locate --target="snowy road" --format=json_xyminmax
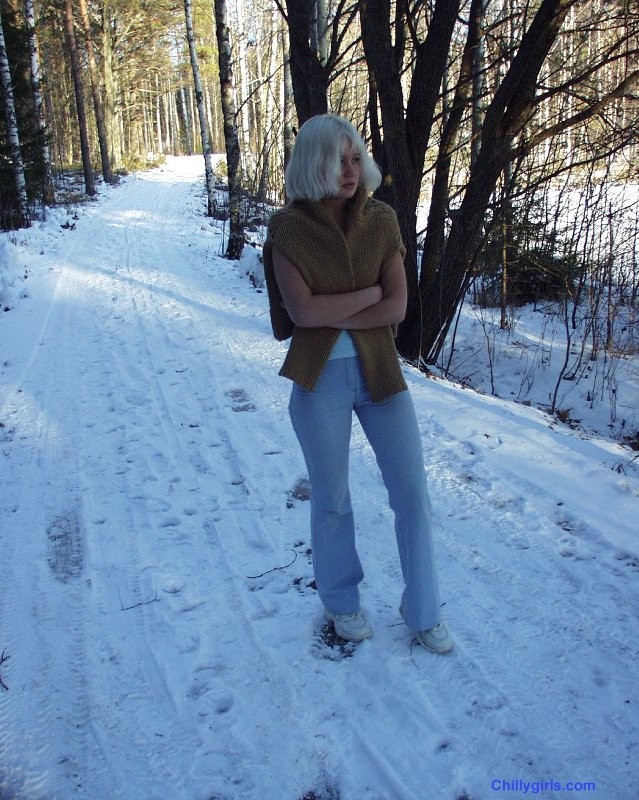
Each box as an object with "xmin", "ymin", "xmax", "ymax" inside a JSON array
[{"xmin": 0, "ymin": 158, "xmax": 637, "ymax": 800}]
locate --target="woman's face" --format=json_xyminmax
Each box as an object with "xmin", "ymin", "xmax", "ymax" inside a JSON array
[{"xmin": 336, "ymin": 141, "xmax": 362, "ymax": 200}]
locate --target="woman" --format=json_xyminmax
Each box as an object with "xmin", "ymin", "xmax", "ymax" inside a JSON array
[{"xmin": 263, "ymin": 114, "xmax": 453, "ymax": 654}]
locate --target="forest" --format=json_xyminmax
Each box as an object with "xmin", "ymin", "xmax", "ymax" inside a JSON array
[{"xmin": 1, "ymin": 0, "xmax": 638, "ymax": 380}]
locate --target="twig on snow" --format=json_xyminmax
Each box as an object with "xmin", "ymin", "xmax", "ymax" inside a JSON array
[
  {"xmin": 246, "ymin": 550, "xmax": 298, "ymax": 579},
  {"xmin": 118, "ymin": 587, "xmax": 160, "ymax": 611},
  {"xmin": 0, "ymin": 649, "xmax": 9, "ymax": 691}
]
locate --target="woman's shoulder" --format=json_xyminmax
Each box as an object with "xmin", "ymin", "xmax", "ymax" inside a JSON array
[
  {"xmin": 358, "ymin": 197, "xmax": 401, "ymax": 233},
  {"xmin": 361, "ymin": 196, "xmax": 399, "ymax": 221},
  {"xmin": 268, "ymin": 201, "xmax": 316, "ymax": 234},
  {"xmin": 358, "ymin": 197, "xmax": 405, "ymax": 256}
]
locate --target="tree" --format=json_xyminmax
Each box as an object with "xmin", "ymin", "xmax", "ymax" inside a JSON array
[
  {"xmin": 0, "ymin": 3, "xmax": 29, "ymax": 227},
  {"xmin": 418, "ymin": 0, "xmax": 577, "ymax": 362},
  {"xmin": 25, "ymin": 0, "xmax": 54, "ymax": 205},
  {"xmin": 282, "ymin": 0, "xmax": 328, "ymax": 123},
  {"xmin": 63, "ymin": 0, "xmax": 95, "ymax": 195},
  {"xmin": 77, "ymin": 0, "xmax": 113, "ymax": 183},
  {"xmin": 184, "ymin": 0, "xmax": 216, "ymax": 216},
  {"xmin": 359, "ymin": 0, "xmax": 639, "ymax": 364},
  {"xmin": 278, "ymin": 0, "xmax": 359, "ymax": 125},
  {"xmin": 361, "ymin": 0, "xmax": 460, "ymax": 360},
  {"xmin": 214, "ymin": 0, "xmax": 244, "ymax": 259}
]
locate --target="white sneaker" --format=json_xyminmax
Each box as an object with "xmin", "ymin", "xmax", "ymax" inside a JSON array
[
  {"xmin": 415, "ymin": 623, "xmax": 454, "ymax": 654},
  {"xmin": 400, "ymin": 606, "xmax": 454, "ymax": 654},
  {"xmin": 325, "ymin": 610, "xmax": 373, "ymax": 642}
]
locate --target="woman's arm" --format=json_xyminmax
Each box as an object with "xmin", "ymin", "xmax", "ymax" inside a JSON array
[
  {"xmin": 271, "ymin": 246, "xmax": 382, "ymax": 328},
  {"xmin": 332, "ymin": 251, "xmax": 407, "ymax": 330}
]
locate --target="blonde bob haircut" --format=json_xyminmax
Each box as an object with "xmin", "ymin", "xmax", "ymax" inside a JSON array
[{"xmin": 285, "ymin": 113, "xmax": 382, "ymax": 202}]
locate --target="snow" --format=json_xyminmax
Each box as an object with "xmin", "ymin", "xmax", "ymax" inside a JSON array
[{"xmin": 0, "ymin": 156, "xmax": 637, "ymax": 800}]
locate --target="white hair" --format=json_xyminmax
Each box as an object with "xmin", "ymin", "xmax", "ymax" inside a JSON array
[{"xmin": 285, "ymin": 114, "xmax": 382, "ymax": 202}]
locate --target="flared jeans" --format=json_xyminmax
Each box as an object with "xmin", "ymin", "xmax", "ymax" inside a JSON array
[{"xmin": 288, "ymin": 356, "xmax": 442, "ymax": 632}]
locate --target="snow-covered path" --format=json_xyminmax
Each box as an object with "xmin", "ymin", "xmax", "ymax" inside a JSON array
[{"xmin": 0, "ymin": 158, "xmax": 637, "ymax": 800}]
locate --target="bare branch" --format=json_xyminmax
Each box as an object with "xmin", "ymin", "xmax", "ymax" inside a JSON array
[
  {"xmin": 247, "ymin": 550, "xmax": 298, "ymax": 579},
  {"xmin": 118, "ymin": 588, "xmax": 160, "ymax": 611},
  {"xmin": 525, "ymin": 70, "xmax": 639, "ymax": 152},
  {"xmin": 0, "ymin": 649, "xmax": 9, "ymax": 691}
]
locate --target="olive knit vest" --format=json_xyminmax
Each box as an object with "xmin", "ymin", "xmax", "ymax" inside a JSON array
[{"xmin": 263, "ymin": 187, "xmax": 408, "ymax": 403}]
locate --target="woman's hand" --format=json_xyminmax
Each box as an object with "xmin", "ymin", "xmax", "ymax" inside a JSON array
[{"xmin": 272, "ymin": 247, "xmax": 383, "ymax": 328}]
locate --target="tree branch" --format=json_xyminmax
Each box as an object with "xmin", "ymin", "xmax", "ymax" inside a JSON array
[
  {"xmin": 118, "ymin": 588, "xmax": 160, "ymax": 611},
  {"xmin": 524, "ymin": 70, "xmax": 639, "ymax": 152},
  {"xmin": 0, "ymin": 649, "xmax": 9, "ymax": 691}
]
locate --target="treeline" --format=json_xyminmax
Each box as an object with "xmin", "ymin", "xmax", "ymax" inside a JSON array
[{"xmin": 1, "ymin": 0, "xmax": 637, "ymax": 366}]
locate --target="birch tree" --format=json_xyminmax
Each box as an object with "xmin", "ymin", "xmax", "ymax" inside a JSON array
[
  {"xmin": 25, "ymin": 0, "xmax": 54, "ymax": 205},
  {"xmin": 184, "ymin": 0, "xmax": 216, "ymax": 215},
  {"xmin": 214, "ymin": 0, "xmax": 244, "ymax": 259},
  {"xmin": 0, "ymin": 5, "xmax": 29, "ymax": 227}
]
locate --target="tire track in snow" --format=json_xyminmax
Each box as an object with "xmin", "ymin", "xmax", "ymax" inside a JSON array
[
  {"xmin": 61, "ymin": 171, "xmax": 313, "ymax": 798},
  {"xmin": 126, "ymin": 218, "xmax": 323, "ymax": 797},
  {"xmin": 112, "ymin": 177, "xmax": 387, "ymax": 798},
  {"xmin": 0, "ymin": 227, "xmax": 107, "ymax": 797},
  {"xmin": 76, "ymin": 179, "xmax": 255, "ymax": 797}
]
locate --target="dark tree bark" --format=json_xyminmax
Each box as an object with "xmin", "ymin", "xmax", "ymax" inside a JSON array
[
  {"xmin": 283, "ymin": 0, "xmax": 329, "ymax": 124},
  {"xmin": 277, "ymin": 0, "xmax": 359, "ymax": 127},
  {"xmin": 362, "ymin": 0, "xmax": 579, "ymax": 364},
  {"xmin": 77, "ymin": 0, "xmax": 113, "ymax": 184},
  {"xmin": 420, "ymin": 0, "xmax": 576, "ymax": 363},
  {"xmin": 63, "ymin": 0, "xmax": 95, "ymax": 196},
  {"xmin": 0, "ymin": 4, "xmax": 30, "ymax": 227},
  {"xmin": 419, "ymin": 0, "xmax": 485, "ymax": 345},
  {"xmin": 360, "ymin": 0, "xmax": 459, "ymax": 357}
]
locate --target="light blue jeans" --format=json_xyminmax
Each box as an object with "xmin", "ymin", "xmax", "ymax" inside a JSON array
[{"xmin": 288, "ymin": 356, "xmax": 442, "ymax": 632}]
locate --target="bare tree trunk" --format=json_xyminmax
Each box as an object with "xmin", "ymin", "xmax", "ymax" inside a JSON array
[
  {"xmin": 63, "ymin": 0, "xmax": 95, "ymax": 195},
  {"xmin": 178, "ymin": 86, "xmax": 193, "ymax": 154},
  {"xmin": 471, "ymin": 0, "xmax": 489, "ymax": 168},
  {"xmin": 420, "ymin": 0, "xmax": 485, "ymax": 341},
  {"xmin": 255, "ymin": 4, "xmax": 279, "ymax": 201},
  {"xmin": 24, "ymin": 0, "xmax": 54, "ymax": 205},
  {"xmin": 77, "ymin": 0, "xmax": 113, "ymax": 183},
  {"xmin": 283, "ymin": 0, "xmax": 328, "ymax": 123},
  {"xmin": 0, "ymin": 5, "xmax": 30, "ymax": 227},
  {"xmin": 360, "ymin": 0, "xmax": 460, "ymax": 358},
  {"xmin": 184, "ymin": 0, "xmax": 216, "ymax": 216},
  {"xmin": 101, "ymin": 8, "xmax": 121, "ymax": 169},
  {"xmin": 500, "ymin": 169, "xmax": 514, "ymax": 330},
  {"xmin": 234, "ymin": 0, "xmax": 251, "ymax": 159},
  {"xmin": 421, "ymin": 0, "xmax": 576, "ymax": 363},
  {"xmin": 281, "ymin": 24, "xmax": 295, "ymax": 174},
  {"xmin": 214, "ymin": 0, "xmax": 244, "ymax": 260}
]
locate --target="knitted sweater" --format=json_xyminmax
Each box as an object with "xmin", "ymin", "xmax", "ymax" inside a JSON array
[{"xmin": 263, "ymin": 187, "xmax": 408, "ymax": 402}]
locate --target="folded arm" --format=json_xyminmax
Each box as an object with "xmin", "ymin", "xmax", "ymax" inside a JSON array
[
  {"xmin": 271, "ymin": 247, "xmax": 407, "ymax": 331},
  {"xmin": 271, "ymin": 246, "xmax": 382, "ymax": 328},
  {"xmin": 333, "ymin": 250, "xmax": 407, "ymax": 329}
]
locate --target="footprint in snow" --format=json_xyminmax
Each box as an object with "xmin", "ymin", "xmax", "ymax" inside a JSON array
[
  {"xmin": 310, "ymin": 620, "xmax": 360, "ymax": 661},
  {"xmin": 47, "ymin": 509, "xmax": 84, "ymax": 583},
  {"xmin": 287, "ymin": 477, "xmax": 311, "ymax": 507},
  {"xmin": 224, "ymin": 387, "xmax": 256, "ymax": 412}
]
